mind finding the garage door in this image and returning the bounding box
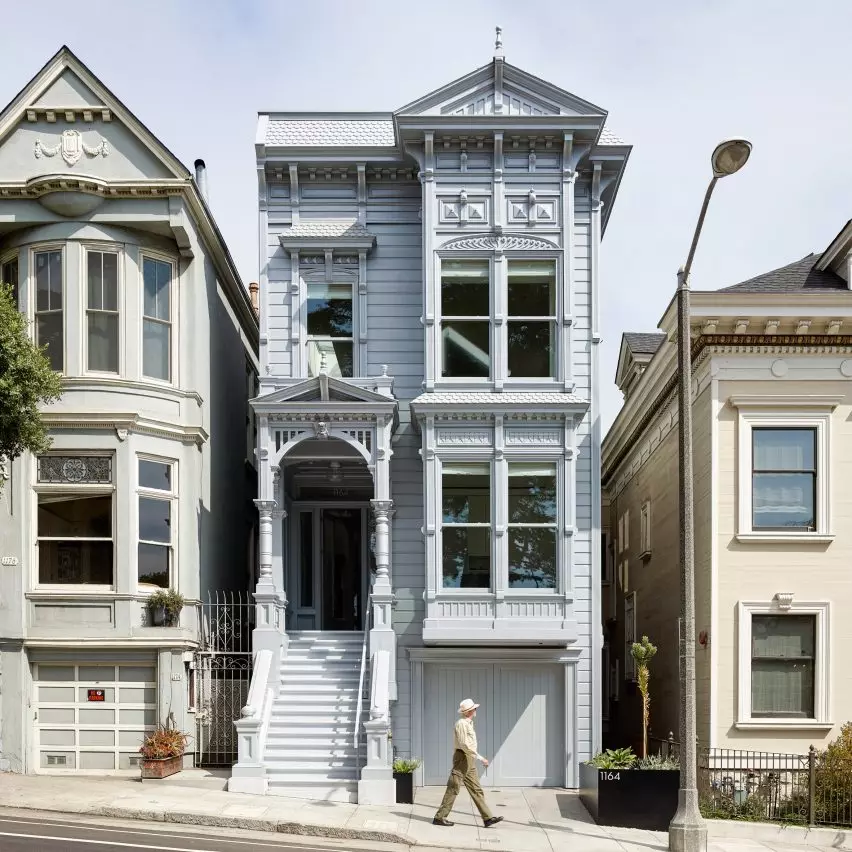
[34,661,157,771]
[423,663,565,787]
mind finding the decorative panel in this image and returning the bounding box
[439,198,488,226]
[37,456,113,484]
[436,598,494,618]
[507,197,557,226]
[504,429,561,446]
[436,429,492,446]
[505,599,563,618]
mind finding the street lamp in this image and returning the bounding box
[669,139,751,852]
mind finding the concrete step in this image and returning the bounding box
[266,765,360,780]
[266,779,357,803]
[262,750,362,765]
[265,734,365,747]
[267,720,359,734]
[279,673,362,685]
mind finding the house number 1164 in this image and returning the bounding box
[599,771,621,781]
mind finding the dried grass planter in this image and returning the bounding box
[139,726,190,780]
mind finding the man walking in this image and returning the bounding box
[433,698,504,828]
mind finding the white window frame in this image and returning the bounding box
[136,455,177,592]
[140,252,176,385]
[438,459,493,591]
[82,245,122,376]
[737,600,832,730]
[34,454,116,592]
[305,280,356,379]
[730,397,839,543]
[31,244,66,373]
[639,500,651,559]
[506,259,558,381]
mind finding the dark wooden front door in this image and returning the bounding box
[321,508,362,631]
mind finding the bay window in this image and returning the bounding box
[508,463,557,588]
[307,282,353,378]
[440,260,490,378]
[441,463,491,588]
[35,249,63,371]
[137,458,175,589]
[86,250,119,373]
[142,257,172,382]
[507,261,556,378]
[36,455,114,586]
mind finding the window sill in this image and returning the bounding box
[736,533,834,544]
[735,720,835,731]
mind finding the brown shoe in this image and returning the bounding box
[433,817,454,826]
[484,816,504,828]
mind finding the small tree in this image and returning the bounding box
[630,635,658,759]
[0,283,62,480]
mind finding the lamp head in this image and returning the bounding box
[711,139,752,178]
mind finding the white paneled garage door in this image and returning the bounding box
[423,663,565,787]
[34,661,157,771]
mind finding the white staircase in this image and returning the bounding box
[265,631,368,802]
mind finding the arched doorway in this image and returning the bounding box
[282,437,375,631]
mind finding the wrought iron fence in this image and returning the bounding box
[647,736,852,829]
[193,591,254,767]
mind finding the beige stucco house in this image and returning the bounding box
[602,235,852,755]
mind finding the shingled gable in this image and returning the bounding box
[615,332,666,398]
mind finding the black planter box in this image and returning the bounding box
[580,762,680,831]
[394,772,414,804]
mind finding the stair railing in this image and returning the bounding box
[354,594,372,764]
[228,647,273,793]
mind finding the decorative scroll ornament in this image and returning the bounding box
[34,129,110,166]
[440,232,556,251]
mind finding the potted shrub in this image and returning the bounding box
[146,589,185,627]
[631,635,658,758]
[139,726,189,779]
[580,747,680,831]
[392,757,421,804]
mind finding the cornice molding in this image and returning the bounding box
[40,412,209,446]
[439,231,558,252]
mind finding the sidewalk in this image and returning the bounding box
[0,771,850,852]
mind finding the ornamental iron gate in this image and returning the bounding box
[193,591,254,767]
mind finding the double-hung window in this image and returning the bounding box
[441,463,491,588]
[752,428,816,531]
[307,283,353,378]
[507,463,558,588]
[138,459,175,589]
[1,254,19,308]
[86,250,119,373]
[142,257,172,382]
[440,260,490,378]
[507,261,556,378]
[36,455,114,587]
[35,249,64,371]
[738,601,830,727]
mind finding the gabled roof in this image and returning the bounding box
[255,375,394,407]
[623,333,666,355]
[0,46,188,179]
[717,254,847,293]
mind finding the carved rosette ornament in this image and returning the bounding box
[34,129,110,166]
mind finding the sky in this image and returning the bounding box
[1,0,851,432]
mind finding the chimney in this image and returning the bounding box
[194,158,208,200]
[249,282,259,316]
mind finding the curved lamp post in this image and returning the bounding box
[669,139,751,852]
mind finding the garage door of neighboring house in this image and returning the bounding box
[422,663,565,787]
[34,660,157,771]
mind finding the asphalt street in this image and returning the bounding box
[0,815,392,852]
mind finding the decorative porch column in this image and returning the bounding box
[252,499,287,696]
[369,499,396,701]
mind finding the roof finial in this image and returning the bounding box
[494,26,504,59]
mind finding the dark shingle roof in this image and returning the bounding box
[718,254,847,293]
[623,332,666,355]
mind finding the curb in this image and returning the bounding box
[15,803,416,847]
[707,818,852,851]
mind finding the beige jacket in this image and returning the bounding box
[453,716,483,762]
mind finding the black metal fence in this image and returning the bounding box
[648,735,852,828]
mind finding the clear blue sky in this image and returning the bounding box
[2,0,850,430]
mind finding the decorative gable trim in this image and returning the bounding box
[438,232,557,252]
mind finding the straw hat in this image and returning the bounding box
[458,698,480,715]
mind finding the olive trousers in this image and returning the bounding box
[434,749,494,821]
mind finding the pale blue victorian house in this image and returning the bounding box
[232,35,630,802]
